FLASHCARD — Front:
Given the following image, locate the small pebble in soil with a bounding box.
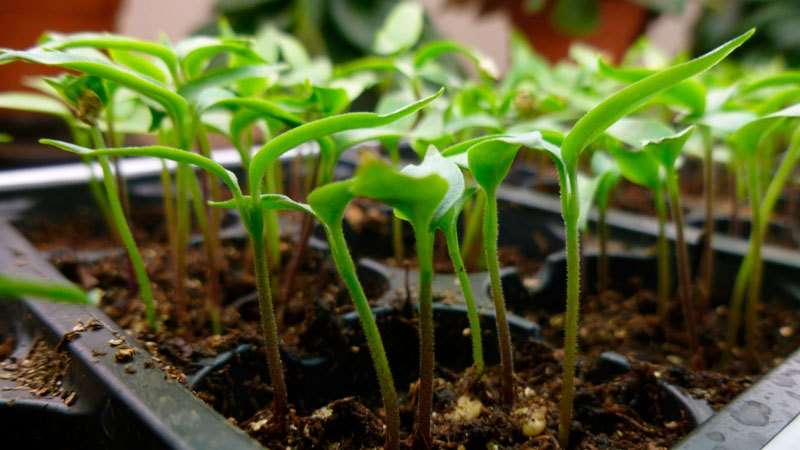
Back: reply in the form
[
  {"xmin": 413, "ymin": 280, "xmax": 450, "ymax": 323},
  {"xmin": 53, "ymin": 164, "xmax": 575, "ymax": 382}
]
[
  {"xmin": 447, "ymin": 395, "xmax": 483, "ymax": 422},
  {"xmin": 124, "ymin": 364, "xmax": 136, "ymax": 374},
  {"xmin": 115, "ymin": 347, "xmax": 135, "ymax": 363},
  {"xmin": 462, "ymin": 327, "xmax": 471, "ymax": 337},
  {"xmin": 667, "ymin": 355, "xmax": 684, "ymax": 365},
  {"xmin": 108, "ymin": 338, "xmax": 124, "ymax": 347},
  {"xmin": 780, "ymin": 326, "xmax": 794, "ymax": 337},
  {"xmin": 513, "ymin": 406, "xmax": 547, "ymax": 437}
]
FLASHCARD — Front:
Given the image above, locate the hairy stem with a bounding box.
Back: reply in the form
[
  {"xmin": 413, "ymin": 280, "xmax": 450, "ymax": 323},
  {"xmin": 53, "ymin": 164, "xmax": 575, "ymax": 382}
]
[
  {"xmin": 666, "ymin": 172, "xmax": 701, "ymax": 367},
  {"xmin": 160, "ymin": 161, "xmax": 178, "ymax": 272},
  {"xmin": 700, "ymin": 127, "xmax": 715, "ymax": 311},
  {"xmin": 413, "ymin": 229, "xmax": 435, "ymax": 450},
  {"xmin": 461, "ymin": 189, "xmax": 485, "ymax": 268},
  {"xmin": 249, "ymin": 213, "xmax": 288, "ymax": 423},
  {"xmin": 655, "ymin": 187, "xmax": 671, "ymax": 320},
  {"xmin": 326, "ymin": 222, "xmax": 399, "ymax": 450},
  {"xmin": 444, "ymin": 225, "xmax": 485, "ymax": 372},
  {"xmin": 388, "ymin": 141, "xmax": 405, "ymax": 262},
  {"xmin": 597, "ymin": 207, "xmax": 609, "ymax": 293},
  {"xmin": 90, "ymin": 128, "xmax": 156, "ymax": 329},
  {"xmin": 187, "ymin": 170, "xmax": 222, "ymax": 334},
  {"xmin": 173, "ymin": 164, "xmax": 191, "ymax": 321},
  {"xmin": 745, "ymin": 159, "xmax": 764, "ymax": 354},
  {"xmin": 196, "ymin": 123, "xmax": 223, "ymax": 333},
  {"xmin": 558, "ymin": 183, "xmax": 580, "ymax": 449},
  {"xmin": 483, "ymin": 192, "xmax": 514, "ymax": 405}
]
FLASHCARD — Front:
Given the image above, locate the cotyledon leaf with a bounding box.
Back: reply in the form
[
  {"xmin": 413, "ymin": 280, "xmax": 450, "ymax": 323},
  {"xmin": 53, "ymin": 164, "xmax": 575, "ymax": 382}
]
[{"xmin": 561, "ymin": 29, "xmax": 753, "ymax": 172}]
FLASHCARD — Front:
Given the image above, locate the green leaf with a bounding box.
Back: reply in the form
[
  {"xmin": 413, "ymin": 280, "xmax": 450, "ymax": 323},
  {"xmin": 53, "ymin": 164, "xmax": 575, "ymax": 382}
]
[
  {"xmin": 329, "ymin": 72, "xmax": 378, "ymax": 103},
  {"xmin": 606, "ymin": 117, "xmax": 675, "ymax": 148},
  {"xmin": 644, "ymin": 126, "xmax": 695, "ymax": 170},
  {"xmin": 729, "ymin": 104, "xmax": 800, "ymax": 159},
  {"xmin": 466, "ymin": 132, "xmax": 565, "ymax": 193},
  {"xmin": 432, "ymin": 187, "xmax": 477, "ymax": 232},
  {"xmin": 400, "ymin": 146, "xmax": 465, "ymax": 223},
  {"xmin": 591, "ymin": 151, "xmax": 621, "ymax": 211},
  {"xmin": 576, "ymin": 173, "xmax": 600, "ymax": 231},
  {"xmin": 248, "ymin": 88, "xmax": 444, "ymax": 191},
  {"xmin": 698, "ymin": 111, "xmax": 758, "ymax": 137},
  {"xmin": 350, "ymin": 155, "xmax": 449, "ymax": 230},
  {"xmin": 178, "ymin": 65, "xmax": 281, "ymax": 106},
  {"xmin": 413, "ymin": 40, "xmax": 499, "ymax": 79},
  {"xmin": 597, "ymin": 59, "xmax": 707, "ymax": 116},
  {"xmin": 40, "ymin": 140, "xmax": 242, "ymax": 199},
  {"xmin": 308, "ymin": 180, "xmax": 355, "ymax": 229},
  {"xmin": 42, "ymin": 32, "xmax": 179, "ymax": 78},
  {"xmin": 561, "ymin": 29, "xmax": 753, "ymax": 172},
  {"xmin": 373, "ymin": 1, "xmax": 424, "ymax": 55},
  {"xmin": 0, "ymin": 274, "xmax": 90, "ymax": 304},
  {"xmin": 741, "ymin": 71, "xmax": 800, "ymax": 94},
  {"xmin": 608, "ymin": 141, "xmax": 662, "ymax": 190},
  {"xmin": 109, "ymin": 49, "xmax": 170, "ymax": 85},
  {"xmin": 175, "ymin": 36, "xmax": 263, "ymax": 79},
  {"xmin": 0, "ymin": 49, "xmax": 189, "ymax": 122},
  {"xmin": 212, "ymin": 96, "xmax": 304, "ymax": 126},
  {"xmin": 210, "ymin": 194, "xmax": 313, "ymax": 215}
]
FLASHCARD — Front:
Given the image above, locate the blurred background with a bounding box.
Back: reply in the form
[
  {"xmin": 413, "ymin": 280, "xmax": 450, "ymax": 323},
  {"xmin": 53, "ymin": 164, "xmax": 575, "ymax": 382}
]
[{"xmin": 1, "ymin": 0, "xmax": 798, "ymax": 164}]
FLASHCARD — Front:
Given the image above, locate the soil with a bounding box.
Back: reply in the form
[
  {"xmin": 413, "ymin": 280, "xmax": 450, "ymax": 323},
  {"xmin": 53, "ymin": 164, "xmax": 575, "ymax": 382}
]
[
  {"xmin": 13, "ymin": 198, "xmax": 800, "ymax": 449},
  {"xmin": 0, "ymin": 338, "xmax": 76, "ymax": 406}
]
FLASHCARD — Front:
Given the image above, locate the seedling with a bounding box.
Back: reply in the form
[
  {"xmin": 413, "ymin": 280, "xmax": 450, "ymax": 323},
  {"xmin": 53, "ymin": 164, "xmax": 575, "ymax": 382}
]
[
  {"xmin": 42, "ymin": 90, "xmax": 441, "ymax": 428},
  {"xmin": 350, "ymin": 148, "xmax": 459, "ymax": 450},
  {"xmin": 723, "ymin": 104, "xmax": 800, "ymax": 354},
  {"xmin": 444, "ymin": 131, "xmax": 564, "ymax": 409},
  {"xmin": 542, "ymin": 30, "xmax": 751, "ymax": 447},
  {"xmin": 584, "ymin": 152, "xmax": 621, "ymax": 292},
  {"xmin": 608, "ymin": 120, "xmax": 700, "ymax": 363}
]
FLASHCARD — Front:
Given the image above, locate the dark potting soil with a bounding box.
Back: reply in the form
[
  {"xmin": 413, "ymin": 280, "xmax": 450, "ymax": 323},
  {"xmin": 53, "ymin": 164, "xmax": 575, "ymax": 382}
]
[
  {"xmin": 15, "ymin": 206, "xmax": 800, "ymax": 449},
  {"xmin": 0, "ymin": 338, "xmax": 77, "ymax": 406}
]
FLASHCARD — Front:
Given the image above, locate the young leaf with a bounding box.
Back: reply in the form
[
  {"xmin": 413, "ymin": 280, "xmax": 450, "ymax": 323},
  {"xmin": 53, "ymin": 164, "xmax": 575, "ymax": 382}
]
[
  {"xmin": 248, "ymin": 88, "xmax": 444, "ymax": 191},
  {"xmin": 40, "ymin": 140, "xmax": 242, "ymax": 198},
  {"xmin": 350, "ymin": 155, "xmax": 449, "ymax": 230},
  {"xmin": 42, "ymin": 32, "xmax": 179, "ymax": 78},
  {"xmin": 0, "ymin": 49, "xmax": 189, "ymax": 122},
  {"xmin": 561, "ymin": 29, "xmax": 754, "ymax": 171},
  {"xmin": 413, "ymin": 40, "xmax": 499, "ymax": 80},
  {"xmin": 591, "ymin": 151, "xmax": 621, "ymax": 212},
  {"xmin": 210, "ymin": 194, "xmax": 313, "ymax": 215},
  {"xmin": 0, "ymin": 274, "xmax": 91, "ymax": 305},
  {"xmin": 373, "ymin": 1, "xmax": 424, "ymax": 55}
]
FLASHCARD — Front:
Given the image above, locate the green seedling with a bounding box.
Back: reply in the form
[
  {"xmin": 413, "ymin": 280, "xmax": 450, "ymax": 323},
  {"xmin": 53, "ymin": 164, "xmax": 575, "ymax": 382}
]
[
  {"xmin": 42, "ymin": 90, "xmax": 441, "ymax": 428},
  {"xmin": 723, "ymin": 104, "xmax": 800, "ymax": 354},
  {"xmin": 584, "ymin": 152, "xmax": 621, "ymax": 292},
  {"xmin": 545, "ymin": 30, "xmax": 752, "ymax": 447},
  {"xmin": 349, "ymin": 148, "xmax": 459, "ymax": 450},
  {"xmin": 608, "ymin": 120, "xmax": 700, "ymax": 362},
  {"xmin": 212, "ymin": 185, "xmax": 403, "ymax": 450},
  {"xmin": 444, "ymin": 131, "xmax": 565, "ymax": 409},
  {"xmin": 432, "ymin": 187, "xmax": 485, "ymax": 372}
]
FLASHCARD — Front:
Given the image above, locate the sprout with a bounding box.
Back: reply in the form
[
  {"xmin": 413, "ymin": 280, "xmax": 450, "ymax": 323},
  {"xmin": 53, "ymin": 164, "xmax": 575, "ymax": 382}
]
[
  {"xmin": 350, "ymin": 148, "xmax": 458, "ymax": 449},
  {"xmin": 42, "ymin": 90, "xmax": 441, "ymax": 430}
]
